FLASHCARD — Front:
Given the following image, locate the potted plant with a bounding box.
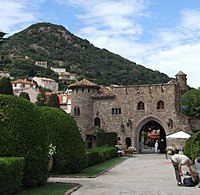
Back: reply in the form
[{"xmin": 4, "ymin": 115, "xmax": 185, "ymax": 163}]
[{"xmin": 48, "ymin": 143, "xmax": 56, "ymax": 171}]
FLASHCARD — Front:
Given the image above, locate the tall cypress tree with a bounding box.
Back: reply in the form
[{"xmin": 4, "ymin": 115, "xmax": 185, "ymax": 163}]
[
  {"xmin": 46, "ymin": 93, "xmax": 60, "ymax": 108},
  {"xmin": 0, "ymin": 77, "xmax": 13, "ymax": 95}
]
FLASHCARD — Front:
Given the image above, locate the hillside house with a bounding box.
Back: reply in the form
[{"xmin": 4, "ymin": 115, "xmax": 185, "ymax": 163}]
[
  {"xmin": 51, "ymin": 67, "xmax": 78, "ymax": 83},
  {"xmin": 0, "ymin": 70, "xmax": 10, "ymax": 78},
  {"xmin": 35, "ymin": 61, "xmax": 48, "ymax": 69},
  {"xmin": 12, "ymin": 79, "xmax": 38, "ymax": 103},
  {"xmin": 33, "ymin": 76, "xmax": 58, "ymax": 92}
]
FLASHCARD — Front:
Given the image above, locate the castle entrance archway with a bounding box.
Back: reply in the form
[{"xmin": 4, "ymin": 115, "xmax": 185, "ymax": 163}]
[{"xmin": 137, "ymin": 119, "xmax": 166, "ymax": 154}]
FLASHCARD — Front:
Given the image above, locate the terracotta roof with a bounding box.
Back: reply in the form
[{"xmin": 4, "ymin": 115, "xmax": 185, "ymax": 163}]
[
  {"xmin": 12, "ymin": 79, "xmax": 36, "ymax": 86},
  {"xmin": 68, "ymin": 79, "xmax": 100, "ymax": 89}
]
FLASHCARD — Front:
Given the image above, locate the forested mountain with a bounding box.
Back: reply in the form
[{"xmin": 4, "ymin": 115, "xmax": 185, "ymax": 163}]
[{"xmin": 0, "ymin": 22, "xmax": 170, "ymax": 85}]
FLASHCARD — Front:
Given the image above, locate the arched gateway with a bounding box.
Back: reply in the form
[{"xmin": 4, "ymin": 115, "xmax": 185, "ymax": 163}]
[
  {"xmin": 69, "ymin": 71, "xmax": 197, "ymax": 152},
  {"xmin": 136, "ymin": 117, "xmax": 167, "ymax": 153}
]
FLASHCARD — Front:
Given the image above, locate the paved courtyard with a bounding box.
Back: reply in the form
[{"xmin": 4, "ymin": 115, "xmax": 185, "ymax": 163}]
[{"xmin": 48, "ymin": 154, "xmax": 200, "ymax": 195}]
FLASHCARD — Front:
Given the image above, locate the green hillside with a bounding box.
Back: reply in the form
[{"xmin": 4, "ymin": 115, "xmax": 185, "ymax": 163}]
[{"xmin": 0, "ymin": 22, "xmax": 170, "ymax": 86}]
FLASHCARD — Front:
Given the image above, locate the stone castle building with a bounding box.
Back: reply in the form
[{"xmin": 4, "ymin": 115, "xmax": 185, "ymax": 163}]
[{"xmin": 69, "ymin": 71, "xmax": 198, "ymax": 153}]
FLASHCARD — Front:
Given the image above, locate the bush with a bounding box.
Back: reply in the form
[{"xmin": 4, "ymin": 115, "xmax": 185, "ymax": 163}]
[
  {"xmin": 39, "ymin": 106, "xmax": 86, "ymax": 173},
  {"xmin": 184, "ymin": 131, "xmax": 200, "ymax": 159},
  {"xmin": 96, "ymin": 131, "xmax": 117, "ymax": 147},
  {"xmin": 0, "ymin": 95, "xmax": 49, "ymax": 186},
  {"xmin": 85, "ymin": 146, "xmax": 117, "ymax": 167},
  {"xmin": 0, "ymin": 157, "xmax": 25, "ymax": 195}
]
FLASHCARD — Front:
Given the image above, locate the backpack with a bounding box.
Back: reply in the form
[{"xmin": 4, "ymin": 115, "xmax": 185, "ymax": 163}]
[{"xmin": 183, "ymin": 176, "xmax": 199, "ymax": 187}]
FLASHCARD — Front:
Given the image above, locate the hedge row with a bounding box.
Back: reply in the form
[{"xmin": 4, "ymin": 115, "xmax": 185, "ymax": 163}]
[
  {"xmin": 85, "ymin": 146, "xmax": 118, "ymax": 167},
  {"xmin": 96, "ymin": 131, "xmax": 117, "ymax": 147},
  {"xmin": 0, "ymin": 157, "xmax": 25, "ymax": 195}
]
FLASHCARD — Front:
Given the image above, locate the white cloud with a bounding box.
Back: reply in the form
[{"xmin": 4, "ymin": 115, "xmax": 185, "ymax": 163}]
[{"xmin": 180, "ymin": 9, "xmax": 200, "ymax": 31}]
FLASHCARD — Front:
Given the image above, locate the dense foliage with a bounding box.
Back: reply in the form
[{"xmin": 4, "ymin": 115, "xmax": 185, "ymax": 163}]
[
  {"xmin": 19, "ymin": 92, "xmax": 30, "ymax": 101},
  {"xmin": 46, "ymin": 93, "xmax": 60, "ymax": 108},
  {"xmin": 85, "ymin": 146, "xmax": 118, "ymax": 167},
  {"xmin": 184, "ymin": 131, "xmax": 200, "ymax": 159},
  {"xmin": 96, "ymin": 131, "xmax": 117, "ymax": 147},
  {"xmin": 39, "ymin": 106, "xmax": 86, "ymax": 173},
  {"xmin": 0, "ymin": 77, "xmax": 13, "ymax": 95},
  {"xmin": 182, "ymin": 88, "xmax": 200, "ymax": 119},
  {"xmin": 0, "ymin": 22, "xmax": 170, "ymax": 85},
  {"xmin": 0, "ymin": 95, "xmax": 49, "ymax": 186},
  {"xmin": 0, "ymin": 157, "xmax": 25, "ymax": 195}
]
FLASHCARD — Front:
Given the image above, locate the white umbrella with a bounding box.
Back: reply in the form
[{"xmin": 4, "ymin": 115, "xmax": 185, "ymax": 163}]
[{"xmin": 166, "ymin": 131, "xmax": 191, "ymax": 139}]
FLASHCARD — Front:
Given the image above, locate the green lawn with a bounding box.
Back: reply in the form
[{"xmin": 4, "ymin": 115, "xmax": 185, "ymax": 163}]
[
  {"xmin": 16, "ymin": 183, "xmax": 74, "ymax": 195},
  {"xmin": 65, "ymin": 156, "xmax": 126, "ymax": 177},
  {"xmin": 16, "ymin": 157, "xmax": 125, "ymax": 194}
]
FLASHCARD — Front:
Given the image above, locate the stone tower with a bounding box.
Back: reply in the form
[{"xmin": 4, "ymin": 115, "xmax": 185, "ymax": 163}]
[
  {"xmin": 175, "ymin": 71, "xmax": 188, "ymax": 93},
  {"xmin": 68, "ymin": 79, "xmax": 100, "ymax": 136}
]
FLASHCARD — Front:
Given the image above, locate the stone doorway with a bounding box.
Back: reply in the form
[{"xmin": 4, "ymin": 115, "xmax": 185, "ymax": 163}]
[
  {"xmin": 85, "ymin": 135, "xmax": 96, "ymax": 149},
  {"xmin": 138, "ymin": 120, "xmax": 166, "ymax": 154}
]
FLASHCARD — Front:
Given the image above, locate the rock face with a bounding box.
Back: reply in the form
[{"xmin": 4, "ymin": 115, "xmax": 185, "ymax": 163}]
[{"xmin": 69, "ymin": 71, "xmax": 194, "ymax": 152}]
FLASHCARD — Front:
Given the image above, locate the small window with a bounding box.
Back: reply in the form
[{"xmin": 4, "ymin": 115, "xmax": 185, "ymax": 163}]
[
  {"xmin": 112, "ymin": 108, "xmax": 122, "ymax": 115},
  {"xmin": 74, "ymin": 106, "xmax": 80, "ymax": 116},
  {"xmin": 94, "ymin": 117, "xmax": 100, "ymax": 127},
  {"xmin": 157, "ymin": 100, "xmax": 164, "ymax": 110},
  {"xmin": 138, "ymin": 101, "xmax": 144, "ymax": 110}
]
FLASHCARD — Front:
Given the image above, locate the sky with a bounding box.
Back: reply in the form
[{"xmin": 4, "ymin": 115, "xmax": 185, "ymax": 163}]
[{"xmin": 0, "ymin": 0, "xmax": 200, "ymax": 88}]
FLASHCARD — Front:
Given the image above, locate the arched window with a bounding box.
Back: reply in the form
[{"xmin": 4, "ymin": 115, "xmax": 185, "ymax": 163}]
[
  {"xmin": 94, "ymin": 117, "xmax": 101, "ymax": 127},
  {"xmin": 157, "ymin": 100, "xmax": 164, "ymax": 110},
  {"xmin": 137, "ymin": 101, "xmax": 144, "ymax": 110},
  {"xmin": 74, "ymin": 106, "xmax": 80, "ymax": 116}
]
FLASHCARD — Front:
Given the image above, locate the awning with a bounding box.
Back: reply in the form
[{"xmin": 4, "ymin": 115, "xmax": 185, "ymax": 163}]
[{"xmin": 166, "ymin": 130, "xmax": 192, "ymax": 139}]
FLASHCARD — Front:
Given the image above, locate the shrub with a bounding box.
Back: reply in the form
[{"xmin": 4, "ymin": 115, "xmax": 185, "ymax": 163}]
[
  {"xmin": 96, "ymin": 131, "xmax": 117, "ymax": 147},
  {"xmin": 46, "ymin": 93, "xmax": 60, "ymax": 108},
  {"xmin": 39, "ymin": 106, "xmax": 86, "ymax": 173},
  {"xmin": 0, "ymin": 77, "xmax": 13, "ymax": 95},
  {"xmin": 85, "ymin": 146, "xmax": 117, "ymax": 167},
  {"xmin": 184, "ymin": 131, "xmax": 200, "ymax": 159},
  {"xmin": 0, "ymin": 95, "xmax": 49, "ymax": 186},
  {"xmin": 0, "ymin": 157, "xmax": 25, "ymax": 195},
  {"xmin": 19, "ymin": 92, "xmax": 30, "ymax": 101}
]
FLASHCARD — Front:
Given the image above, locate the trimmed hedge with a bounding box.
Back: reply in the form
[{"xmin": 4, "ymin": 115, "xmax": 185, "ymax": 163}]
[
  {"xmin": 96, "ymin": 131, "xmax": 117, "ymax": 147},
  {"xmin": 85, "ymin": 146, "xmax": 118, "ymax": 167},
  {"xmin": 0, "ymin": 95, "xmax": 49, "ymax": 186},
  {"xmin": 39, "ymin": 106, "xmax": 86, "ymax": 173},
  {"xmin": 0, "ymin": 157, "xmax": 25, "ymax": 195},
  {"xmin": 184, "ymin": 131, "xmax": 200, "ymax": 159}
]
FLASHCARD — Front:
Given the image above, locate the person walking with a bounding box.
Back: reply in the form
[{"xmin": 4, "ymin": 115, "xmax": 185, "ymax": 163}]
[
  {"xmin": 171, "ymin": 154, "xmax": 194, "ymax": 186},
  {"xmin": 154, "ymin": 140, "xmax": 159, "ymax": 154}
]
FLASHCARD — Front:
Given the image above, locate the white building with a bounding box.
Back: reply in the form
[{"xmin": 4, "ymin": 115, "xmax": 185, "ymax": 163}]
[
  {"xmin": 35, "ymin": 61, "xmax": 48, "ymax": 69},
  {"xmin": 33, "ymin": 76, "xmax": 58, "ymax": 92},
  {"xmin": 0, "ymin": 70, "xmax": 10, "ymax": 78},
  {"xmin": 12, "ymin": 79, "xmax": 38, "ymax": 103}
]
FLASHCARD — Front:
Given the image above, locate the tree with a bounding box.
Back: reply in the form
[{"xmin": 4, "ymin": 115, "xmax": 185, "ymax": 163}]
[
  {"xmin": 19, "ymin": 92, "xmax": 30, "ymax": 101},
  {"xmin": 36, "ymin": 93, "xmax": 46, "ymax": 106},
  {"xmin": 46, "ymin": 93, "xmax": 60, "ymax": 108},
  {"xmin": 0, "ymin": 77, "xmax": 13, "ymax": 95},
  {"xmin": 182, "ymin": 88, "xmax": 200, "ymax": 119},
  {"xmin": 0, "ymin": 32, "xmax": 6, "ymax": 45}
]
